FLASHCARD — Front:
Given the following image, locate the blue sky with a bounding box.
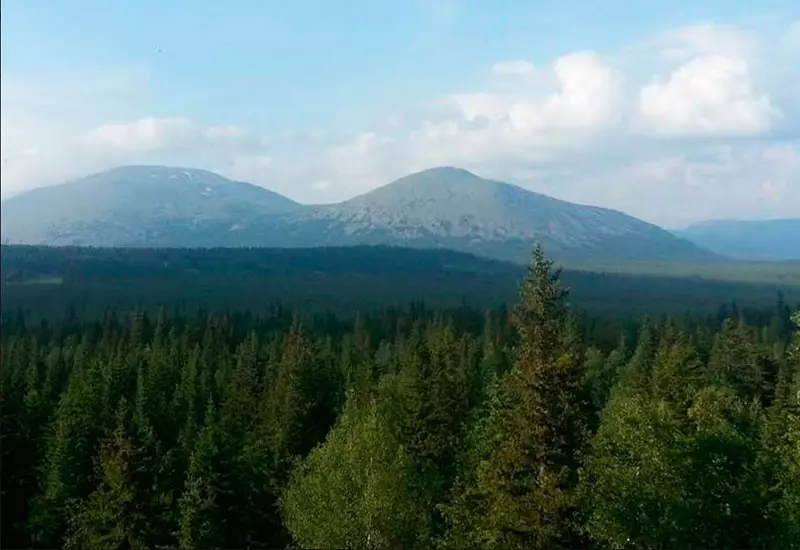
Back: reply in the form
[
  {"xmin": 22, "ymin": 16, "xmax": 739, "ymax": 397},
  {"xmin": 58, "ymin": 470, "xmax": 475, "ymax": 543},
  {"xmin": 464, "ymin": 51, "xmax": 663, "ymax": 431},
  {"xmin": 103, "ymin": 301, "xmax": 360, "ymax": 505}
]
[{"xmin": 2, "ymin": 0, "xmax": 799, "ymax": 227}]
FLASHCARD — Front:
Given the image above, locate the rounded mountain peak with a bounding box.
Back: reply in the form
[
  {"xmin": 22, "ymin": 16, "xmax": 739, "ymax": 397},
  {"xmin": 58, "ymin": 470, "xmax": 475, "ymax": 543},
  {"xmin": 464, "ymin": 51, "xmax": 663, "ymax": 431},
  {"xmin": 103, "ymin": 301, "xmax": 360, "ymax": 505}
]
[
  {"xmin": 387, "ymin": 166, "xmax": 491, "ymax": 189},
  {"xmin": 80, "ymin": 165, "xmax": 235, "ymax": 188},
  {"xmin": 346, "ymin": 166, "xmax": 513, "ymax": 206}
]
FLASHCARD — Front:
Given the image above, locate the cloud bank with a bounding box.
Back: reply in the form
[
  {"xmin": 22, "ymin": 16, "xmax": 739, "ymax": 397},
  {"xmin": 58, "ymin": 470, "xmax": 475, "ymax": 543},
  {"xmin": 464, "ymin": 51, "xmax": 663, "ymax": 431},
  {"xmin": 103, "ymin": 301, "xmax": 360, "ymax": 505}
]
[{"xmin": 1, "ymin": 21, "xmax": 798, "ymax": 227}]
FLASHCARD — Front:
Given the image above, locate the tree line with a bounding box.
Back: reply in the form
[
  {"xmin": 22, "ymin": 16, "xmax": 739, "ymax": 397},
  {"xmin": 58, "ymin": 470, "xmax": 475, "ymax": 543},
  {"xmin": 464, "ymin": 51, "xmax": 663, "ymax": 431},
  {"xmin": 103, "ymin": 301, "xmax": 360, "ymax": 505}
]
[
  {"xmin": 1, "ymin": 247, "xmax": 798, "ymax": 549},
  {"xmin": 4, "ymin": 244, "xmax": 799, "ymax": 321}
]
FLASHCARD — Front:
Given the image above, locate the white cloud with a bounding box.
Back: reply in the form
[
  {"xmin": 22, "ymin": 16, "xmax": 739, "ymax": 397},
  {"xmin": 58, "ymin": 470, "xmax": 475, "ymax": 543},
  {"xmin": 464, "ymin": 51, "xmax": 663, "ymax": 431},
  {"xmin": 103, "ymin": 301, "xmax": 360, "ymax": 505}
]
[
  {"xmin": 1, "ymin": 113, "xmax": 271, "ymax": 199},
  {"xmin": 82, "ymin": 117, "xmax": 263, "ymax": 155},
  {"xmin": 2, "ymin": 21, "xmax": 799, "ymax": 225},
  {"xmin": 1, "ymin": 69, "xmax": 152, "ymax": 198},
  {"xmin": 453, "ymin": 52, "xmax": 621, "ymax": 134},
  {"xmin": 293, "ymin": 21, "xmax": 798, "ymax": 221},
  {"xmin": 638, "ymin": 54, "xmax": 778, "ymax": 137},
  {"xmin": 496, "ymin": 140, "xmax": 797, "ymax": 229},
  {"xmin": 542, "ymin": 52, "xmax": 623, "ymax": 130}
]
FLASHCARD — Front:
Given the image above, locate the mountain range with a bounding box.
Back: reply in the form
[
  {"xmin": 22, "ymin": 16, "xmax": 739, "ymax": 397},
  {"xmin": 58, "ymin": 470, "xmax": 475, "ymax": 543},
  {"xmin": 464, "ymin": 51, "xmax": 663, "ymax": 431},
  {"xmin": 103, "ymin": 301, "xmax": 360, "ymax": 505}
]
[
  {"xmin": 675, "ymin": 219, "xmax": 800, "ymax": 261},
  {"xmin": 0, "ymin": 165, "xmax": 722, "ymax": 263}
]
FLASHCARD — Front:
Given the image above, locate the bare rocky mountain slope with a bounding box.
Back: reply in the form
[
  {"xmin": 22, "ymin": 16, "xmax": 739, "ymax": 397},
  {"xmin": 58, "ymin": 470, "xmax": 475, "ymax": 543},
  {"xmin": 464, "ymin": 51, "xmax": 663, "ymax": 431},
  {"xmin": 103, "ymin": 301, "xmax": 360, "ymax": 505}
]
[{"xmin": 1, "ymin": 165, "xmax": 714, "ymax": 262}]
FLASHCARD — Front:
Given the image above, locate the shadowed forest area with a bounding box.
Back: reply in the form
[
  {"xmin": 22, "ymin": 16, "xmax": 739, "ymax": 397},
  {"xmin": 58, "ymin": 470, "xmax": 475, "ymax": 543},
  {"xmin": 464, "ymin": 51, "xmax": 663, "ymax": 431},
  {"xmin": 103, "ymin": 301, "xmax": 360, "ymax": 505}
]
[
  {"xmin": 3, "ymin": 245, "xmax": 799, "ymax": 320},
  {"xmin": 1, "ymin": 246, "xmax": 799, "ymax": 549}
]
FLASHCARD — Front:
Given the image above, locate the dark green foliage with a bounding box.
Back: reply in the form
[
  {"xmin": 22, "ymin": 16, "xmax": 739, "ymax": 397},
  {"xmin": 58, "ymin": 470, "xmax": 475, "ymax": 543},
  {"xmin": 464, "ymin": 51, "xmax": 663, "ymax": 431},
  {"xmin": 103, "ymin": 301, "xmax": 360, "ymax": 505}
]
[
  {"xmin": 441, "ymin": 245, "xmax": 589, "ymax": 548},
  {"xmin": 3, "ymin": 244, "xmax": 799, "ymax": 320},
  {"xmin": 1, "ymin": 246, "xmax": 798, "ymax": 549},
  {"xmin": 64, "ymin": 398, "xmax": 154, "ymax": 550}
]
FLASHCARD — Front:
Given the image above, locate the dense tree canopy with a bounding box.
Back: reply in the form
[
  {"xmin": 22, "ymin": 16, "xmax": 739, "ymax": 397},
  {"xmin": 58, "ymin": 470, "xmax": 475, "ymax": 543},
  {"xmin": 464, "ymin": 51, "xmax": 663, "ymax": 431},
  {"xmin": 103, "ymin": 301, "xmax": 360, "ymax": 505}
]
[{"xmin": 1, "ymin": 246, "xmax": 799, "ymax": 549}]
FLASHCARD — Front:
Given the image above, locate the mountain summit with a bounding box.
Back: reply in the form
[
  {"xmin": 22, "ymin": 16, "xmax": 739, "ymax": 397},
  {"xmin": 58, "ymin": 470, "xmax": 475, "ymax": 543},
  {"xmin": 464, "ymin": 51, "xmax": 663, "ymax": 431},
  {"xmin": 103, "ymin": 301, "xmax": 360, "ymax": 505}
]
[
  {"xmin": 1, "ymin": 165, "xmax": 713, "ymax": 262},
  {"xmin": 1, "ymin": 166, "xmax": 299, "ymax": 246},
  {"xmin": 297, "ymin": 167, "xmax": 712, "ymax": 261}
]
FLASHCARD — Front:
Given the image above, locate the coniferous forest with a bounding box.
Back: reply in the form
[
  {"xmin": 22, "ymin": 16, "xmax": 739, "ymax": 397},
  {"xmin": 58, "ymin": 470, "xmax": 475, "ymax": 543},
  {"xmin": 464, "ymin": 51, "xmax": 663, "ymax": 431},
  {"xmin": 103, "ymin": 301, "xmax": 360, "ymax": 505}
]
[{"xmin": 2, "ymin": 247, "xmax": 799, "ymax": 549}]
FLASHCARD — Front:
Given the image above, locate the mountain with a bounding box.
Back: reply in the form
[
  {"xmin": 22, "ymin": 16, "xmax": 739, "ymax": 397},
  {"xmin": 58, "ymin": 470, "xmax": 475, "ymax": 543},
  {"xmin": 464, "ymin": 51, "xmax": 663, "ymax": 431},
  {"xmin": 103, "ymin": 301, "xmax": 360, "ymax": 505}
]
[
  {"xmin": 273, "ymin": 167, "xmax": 713, "ymax": 262},
  {"xmin": 0, "ymin": 165, "xmax": 299, "ymax": 247},
  {"xmin": 676, "ymin": 219, "xmax": 800, "ymax": 261},
  {"xmin": 1, "ymin": 165, "xmax": 713, "ymax": 262}
]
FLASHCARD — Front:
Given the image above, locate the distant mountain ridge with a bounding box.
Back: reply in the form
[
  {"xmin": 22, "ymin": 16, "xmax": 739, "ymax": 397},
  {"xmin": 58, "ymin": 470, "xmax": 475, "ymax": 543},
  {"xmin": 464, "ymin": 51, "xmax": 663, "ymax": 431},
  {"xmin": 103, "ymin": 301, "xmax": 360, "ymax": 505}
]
[
  {"xmin": 676, "ymin": 218, "xmax": 800, "ymax": 261},
  {"xmin": 0, "ymin": 166, "xmax": 299, "ymax": 247},
  {"xmin": 1, "ymin": 165, "xmax": 714, "ymax": 263},
  {"xmin": 279, "ymin": 167, "xmax": 712, "ymax": 262}
]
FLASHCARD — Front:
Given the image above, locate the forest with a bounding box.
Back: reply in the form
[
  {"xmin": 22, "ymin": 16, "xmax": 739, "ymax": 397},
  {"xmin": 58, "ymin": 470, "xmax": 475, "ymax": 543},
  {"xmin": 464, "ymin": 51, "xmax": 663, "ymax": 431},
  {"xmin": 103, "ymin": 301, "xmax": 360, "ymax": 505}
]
[
  {"xmin": 3, "ymin": 244, "xmax": 799, "ymax": 320},
  {"xmin": 1, "ymin": 245, "xmax": 799, "ymax": 549}
]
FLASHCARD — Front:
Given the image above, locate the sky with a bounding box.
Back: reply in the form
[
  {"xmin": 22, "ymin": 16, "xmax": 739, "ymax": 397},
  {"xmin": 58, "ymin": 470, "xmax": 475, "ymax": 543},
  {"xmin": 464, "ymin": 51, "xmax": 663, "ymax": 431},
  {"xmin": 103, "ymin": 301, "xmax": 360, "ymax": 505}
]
[{"xmin": 1, "ymin": 0, "xmax": 799, "ymax": 228}]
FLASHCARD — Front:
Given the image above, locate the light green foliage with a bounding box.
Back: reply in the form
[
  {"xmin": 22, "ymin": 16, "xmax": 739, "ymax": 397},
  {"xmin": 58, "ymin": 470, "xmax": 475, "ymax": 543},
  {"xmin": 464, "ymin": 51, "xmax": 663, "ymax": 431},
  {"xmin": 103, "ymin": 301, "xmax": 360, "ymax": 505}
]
[
  {"xmin": 778, "ymin": 404, "xmax": 800, "ymax": 546},
  {"xmin": 684, "ymin": 386, "xmax": 768, "ymax": 548},
  {"xmin": 583, "ymin": 321, "xmax": 772, "ymax": 550},
  {"xmin": 281, "ymin": 396, "xmax": 421, "ymax": 549},
  {"xmin": 583, "ymin": 385, "xmax": 768, "ymax": 549},
  {"xmin": 582, "ymin": 393, "xmax": 689, "ymax": 549}
]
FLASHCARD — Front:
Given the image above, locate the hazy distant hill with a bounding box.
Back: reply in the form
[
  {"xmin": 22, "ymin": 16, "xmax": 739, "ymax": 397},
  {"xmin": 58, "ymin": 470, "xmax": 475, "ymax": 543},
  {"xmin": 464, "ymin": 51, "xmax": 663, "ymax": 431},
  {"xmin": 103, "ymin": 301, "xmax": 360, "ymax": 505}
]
[
  {"xmin": 677, "ymin": 219, "xmax": 800, "ymax": 260},
  {"xmin": 1, "ymin": 165, "xmax": 713, "ymax": 263},
  {"xmin": 283, "ymin": 167, "xmax": 712, "ymax": 262},
  {"xmin": 0, "ymin": 165, "xmax": 300, "ymax": 247}
]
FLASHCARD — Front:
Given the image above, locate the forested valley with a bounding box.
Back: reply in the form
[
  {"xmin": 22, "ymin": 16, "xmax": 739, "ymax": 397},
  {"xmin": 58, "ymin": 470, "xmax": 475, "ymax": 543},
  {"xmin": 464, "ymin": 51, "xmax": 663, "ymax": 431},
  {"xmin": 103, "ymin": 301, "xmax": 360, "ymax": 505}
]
[{"xmin": 2, "ymin": 247, "xmax": 799, "ymax": 549}]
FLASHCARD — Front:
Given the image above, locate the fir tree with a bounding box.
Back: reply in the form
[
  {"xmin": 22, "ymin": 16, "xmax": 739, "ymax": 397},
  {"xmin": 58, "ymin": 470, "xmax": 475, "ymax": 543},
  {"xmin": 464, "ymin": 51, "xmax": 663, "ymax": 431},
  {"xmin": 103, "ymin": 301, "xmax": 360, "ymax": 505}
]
[
  {"xmin": 444, "ymin": 245, "xmax": 589, "ymax": 548},
  {"xmin": 64, "ymin": 398, "xmax": 148, "ymax": 550}
]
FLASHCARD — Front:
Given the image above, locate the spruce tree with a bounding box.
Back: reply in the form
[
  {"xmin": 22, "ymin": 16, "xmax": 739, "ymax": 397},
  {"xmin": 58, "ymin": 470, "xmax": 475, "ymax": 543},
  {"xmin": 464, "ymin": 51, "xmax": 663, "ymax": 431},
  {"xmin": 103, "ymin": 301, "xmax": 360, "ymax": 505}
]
[
  {"xmin": 64, "ymin": 398, "xmax": 148, "ymax": 550},
  {"xmin": 178, "ymin": 399, "xmax": 228, "ymax": 550},
  {"xmin": 765, "ymin": 311, "xmax": 800, "ymax": 547},
  {"xmin": 29, "ymin": 357, "xmax": 109, "ymax": 546},
  {"xmin": 444, "ymin": 245, "xmax": 588, "ymax": 548}
]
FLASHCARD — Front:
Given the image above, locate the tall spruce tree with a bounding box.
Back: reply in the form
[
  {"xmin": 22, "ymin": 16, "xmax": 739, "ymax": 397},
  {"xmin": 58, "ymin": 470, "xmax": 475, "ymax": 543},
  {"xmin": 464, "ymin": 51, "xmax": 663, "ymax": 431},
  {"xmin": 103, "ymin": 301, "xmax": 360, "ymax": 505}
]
[
  {"xmin": 444, "ymin": 245, "xmax": 588, "ymax": 548},
  {"xmin": 764, "ymin": 311, "xmax": 800, "ymax": 547},
  {"xmin": 64, "ymin": 398, "xmax": 149, "ymax": 550}
]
